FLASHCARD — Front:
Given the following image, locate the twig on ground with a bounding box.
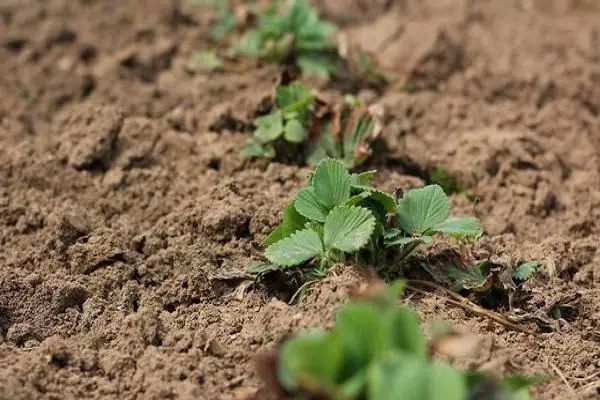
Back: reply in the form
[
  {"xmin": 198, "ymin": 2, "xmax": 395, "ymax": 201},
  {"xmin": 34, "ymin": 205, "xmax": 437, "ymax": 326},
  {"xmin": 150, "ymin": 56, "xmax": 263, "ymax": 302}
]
[
  {"xmin": 406, "ymin": 280, "xmax": 533, "ymax": 334},
  {"xmin": 547, "ymin": 360, "xmax": 577, "ymax": 400},
  {"xmin": 288, "ymin": 279, "xmax": 318, "ymax": 305}
]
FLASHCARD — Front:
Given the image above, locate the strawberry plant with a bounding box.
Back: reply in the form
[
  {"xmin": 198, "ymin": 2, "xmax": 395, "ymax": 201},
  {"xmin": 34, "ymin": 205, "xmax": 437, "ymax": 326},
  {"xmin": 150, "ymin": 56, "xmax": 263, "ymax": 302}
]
[
  {"xmin": 242, "ymin": 82, "xmax": 383, "ymax": 168},
  {"xmin": 424, "ymin": 257, "xmax": 539, "ymax": 296},
  {"xmin": 383, "ymin": 184, "xmax": 481, "ymax": 261},
  {"xmin": 194, "ymin": 0, "xmax": 392, "ymax": 87},
  {"xmin": 258, "ymin": 280, "xmax": 540, "ymax": 399},
  {"xmin": 256, "ymin": 159, "xmax": 482, "ymax": 276},
  {"xmin": 513, "ymin": 260, "xmax": 538, "ymax": 282},
  {"xmin": 234, "ymin": 0, "xmax": 338, "ymax": 78},
  {"xmin": 242, "ymin": 81, "xmax": 317, "ymax": 159}
]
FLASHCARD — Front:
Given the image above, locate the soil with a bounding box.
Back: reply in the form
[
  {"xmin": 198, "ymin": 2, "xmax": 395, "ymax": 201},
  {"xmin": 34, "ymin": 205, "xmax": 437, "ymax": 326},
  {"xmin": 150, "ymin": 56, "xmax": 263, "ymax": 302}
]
[{"xmin": 1, "ymin": 0, "xmax": 600, "ymax": 399}]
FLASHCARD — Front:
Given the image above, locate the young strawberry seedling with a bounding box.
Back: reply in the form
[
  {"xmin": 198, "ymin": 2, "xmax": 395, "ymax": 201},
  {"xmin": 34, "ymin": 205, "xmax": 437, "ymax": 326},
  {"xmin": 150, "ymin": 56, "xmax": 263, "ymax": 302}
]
[
  {"xmin": 194, "ymin": 0, "xmax": 391, "ymax": 88},
  {"xmin": 233, "ymin": 0, "xmax": 338, "ymax": 78},
  {"xmin": 513, "ymin": 260, "xmax": 538, "ymax": 282},
  {"xmin": 425, "ymin": 257, "xmax": 539, "ymax": 296},
  {"xmin": 242, "ymin": 82, "xmax": 383, "ymax": 168},
  {"xmin": 257, "ymin": 280, "xmax": 541, "ymax": 399},
  {"xmin": 255, "ymin": 159, "xmax": 481, "ymax": 277},
  {"xmin": 242, "ymin": 81, "xmax": 317, "ymax": 159}
]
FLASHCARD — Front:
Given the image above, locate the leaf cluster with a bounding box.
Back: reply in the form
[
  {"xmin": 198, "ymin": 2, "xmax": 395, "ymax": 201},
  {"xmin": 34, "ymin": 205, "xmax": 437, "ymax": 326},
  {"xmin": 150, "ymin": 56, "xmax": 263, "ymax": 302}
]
[
  {"xmin": 258, "ymin": 159, "xmax": 482, "ymax": 276},
  {"xmin": 427, "ymin": 258, "xmax": 538, "ymax": 295},
  {"xmin": 243, "ymin": 83, "xmax": 383, "ymax": 168},
  {"xmin": 234, "ymin": 0, "xmax": 338, "ymax": 78},
  {"xmin": 513, "ymin": 260, "xmax": 538, "ymax": 282},
  {"xmin": 243, "ymin": 82, "xmax": 316, "ymax": 159},
  {"xmin": 193, "ymin": 0, "xmax": 393, "ymax": 88},
  {"xmin": 264, "ymin": 281, "xmax": 539, "ymax": 400}
]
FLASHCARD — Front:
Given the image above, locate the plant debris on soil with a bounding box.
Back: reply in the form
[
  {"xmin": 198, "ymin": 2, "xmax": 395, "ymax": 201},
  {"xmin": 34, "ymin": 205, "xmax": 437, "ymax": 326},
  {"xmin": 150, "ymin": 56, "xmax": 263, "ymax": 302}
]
[{"xmin": 1, "ymin": 0, "xmax": 600, "ymax": 399}]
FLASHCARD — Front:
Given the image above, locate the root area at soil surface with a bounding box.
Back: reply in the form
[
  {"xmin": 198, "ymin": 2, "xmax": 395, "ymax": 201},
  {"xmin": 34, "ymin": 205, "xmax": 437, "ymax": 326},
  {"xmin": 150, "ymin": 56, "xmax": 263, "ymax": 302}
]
[{"xmin": 1, "ymin": 0, "xmax": 600, "ymax": 399}]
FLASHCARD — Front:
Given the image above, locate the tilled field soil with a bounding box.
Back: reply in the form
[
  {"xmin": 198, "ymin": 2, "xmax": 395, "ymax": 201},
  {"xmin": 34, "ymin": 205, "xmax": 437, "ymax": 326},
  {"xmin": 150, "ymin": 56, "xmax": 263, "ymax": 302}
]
[{"xmin": 1, "ymin": 0, "xmax": 600, "ymax": 399}]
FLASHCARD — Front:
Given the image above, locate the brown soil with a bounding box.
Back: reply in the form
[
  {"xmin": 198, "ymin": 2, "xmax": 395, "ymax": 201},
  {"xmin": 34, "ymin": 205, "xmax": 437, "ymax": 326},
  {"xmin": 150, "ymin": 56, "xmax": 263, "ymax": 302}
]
[{"xmin": 1, "ymin": 0, "xmax": 600, "ymax": 399}]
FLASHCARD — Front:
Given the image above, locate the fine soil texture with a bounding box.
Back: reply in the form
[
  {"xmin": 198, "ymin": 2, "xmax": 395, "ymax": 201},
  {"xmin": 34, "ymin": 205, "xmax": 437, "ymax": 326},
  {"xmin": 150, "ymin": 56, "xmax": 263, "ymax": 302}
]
[{"xmin": 1, "ymin": 0, "xmax": 600, "ymax": 399}]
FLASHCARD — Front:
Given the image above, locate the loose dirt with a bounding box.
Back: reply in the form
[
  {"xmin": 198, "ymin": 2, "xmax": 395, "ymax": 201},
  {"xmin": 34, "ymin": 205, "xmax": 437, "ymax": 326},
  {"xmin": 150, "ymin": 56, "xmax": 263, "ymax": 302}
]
[{"xmin": 1, "ymin": 0, "xmax": 599, "ymax": 399}]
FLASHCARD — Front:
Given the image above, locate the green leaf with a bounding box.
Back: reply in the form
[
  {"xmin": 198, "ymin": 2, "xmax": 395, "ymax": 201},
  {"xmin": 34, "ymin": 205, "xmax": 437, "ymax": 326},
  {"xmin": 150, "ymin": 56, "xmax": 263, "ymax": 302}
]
[
  {"xmin": 367, "ymin": 353, "xmax": 429, "ymax": 400},
  {"xmin": 312, "ymin": 158, "xmax": 352, "ymax": 210},
  {"xmin": 352, "ymin": 185, "xmax": 397, "ymax": 213},
  {"xmin": 396, "ymin": 185, "xmax": 450, "ymax": 235},
  {"xmin": 276, "ymin": 82, "xmax": 315, "ymax": 111},
  {"xmin": 445, "ymin": 262, "xmax": 490, "ymax": 292},
  {"xmin": 383, "ymin": 229, "xmax": 432, "ymax": 248},
  {"xmin": 513, "ymin": 261, "xmax": 538, "ymax": 281},
  {"xmin": 287, "ymin": 0, "xmax": 313, "ymax": 31},
  {"xmin": 297, "ymin": 54, "xmax": 334, "ymax": 79},
  {"xmin": 368, "ymin": 354, "xmax": 466, "ymax": 400},
  {"xmin": 433, "ymin": 217, "xmax": 482, "ymax": 239},
  {"xmin": 429, "ymin": 363, "xmax": 468, "ymax": 400},
  {"xmin": 263, "ymin": 225, "xmax": 285, "ymax": 246},
  {"xmin": 386, "ymin": 306, "xmax": 427, "ymax": 359},
  {"xmin": 241, "ymin": 141, "xmax": 275, "ymax": 158},
  {"xmin": 345, "ymin": 191, "xmax": 372, "ymax": 207},
  {"xmin": 324, "ymin": 206, "xmax": 375, "ymax": 253},
  {"xmin": 254, "ymin": 111, "xmax": 284, "ymax": 143},
  {"xmin": 335, "ymin": 303, "xmax": 387, "ymax": 376},
  {"xmin": 502, "ymin": 374, "xmax": 549, "ymax": 396},
  {"xmin": 338, "ymin": 369, "xmax": 367, "ymax": 398},
  {"xmin": 249, "ymin": 261, "xmax": 280, "ymax": 275},
  {"xmin": 351, "ymin": 170, "xmax": 376, "ymax": 186},
  {"xmin": 264, "ymin": 203, "xmax": 308, "ymax": 246},
  {"xmin": 294, "ymin": 187, "xmax": 330, "ymax": 222},
  {"xmin": 499, "ymin": 374, "xmax": 550, "ymax": 400},
  {"xmin": 281, "ymin": 203, "xmax": 308, "ymax": 232},
  {"xmin": 278, "ymin": 329, "xmax": 343, "ymax": 392},
  {"xmin": 296, "ymin": 35, "xmax": 336, "ymax": 52},
  {"xmin": 283, "ymin": 118, "xmax": 306, "ymax": 143},
  {"xmin": 385, "ymin": 236, "xmax": 417, "ymax": 248},
  {"xmin": 265, "ymin": 229, "xmax": 323, "ymax": 267}
]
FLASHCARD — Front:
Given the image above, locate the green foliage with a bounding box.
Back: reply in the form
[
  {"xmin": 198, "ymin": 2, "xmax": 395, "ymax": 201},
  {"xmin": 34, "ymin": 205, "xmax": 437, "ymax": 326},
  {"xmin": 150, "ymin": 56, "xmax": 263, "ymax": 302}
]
[
  {"xmin": 270, "ymin": 282, "xmax": 538, "ymax": 399},
  {"xmin": 194, "ymin": 0, "xmax": 392, "ymax": 87},
  {"xmin": 265, "ymin": 228, "xmax": 323, "ymax": 267},
  {"xmin": 263, "ymin": 159, "xmax": 379, "ymax": 270},
  {"xmin": 443, "ymin": 261, "xmax": 491, "ymax": 293},
  {"xmin": 513, "ymin": 260, "xmax": 538, "ymax": 282},
  {"xmin": 242, "ymin": 82, "xmax": 316, "ymax": 159},
  {"xmin": 387, "ymin": 185, "xmax": 482, "ymax": 260},
  {"xmin": 242, "ymin": 82, "xmax": 382, "ymax": 168},
  {"xmin": 234, "ymin": 0, "xmax": 338, "ymax": 78},
  {"xmin": 396, "ymin": 185, "xmax": 451, "ymax": 235},
  {"xmin": 258, "ymin": 160, "xmax": 482, "ymax": 276}
]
